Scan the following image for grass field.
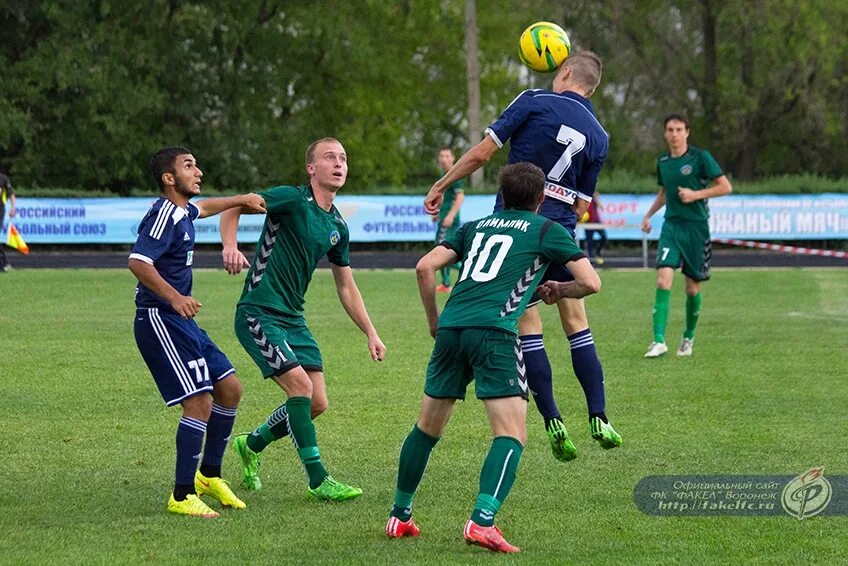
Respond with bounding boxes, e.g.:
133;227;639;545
1;267;846;564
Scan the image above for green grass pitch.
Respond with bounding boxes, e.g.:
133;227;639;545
1;267;846;564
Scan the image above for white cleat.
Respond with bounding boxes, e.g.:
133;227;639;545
644;342;668;358
676;338;694;356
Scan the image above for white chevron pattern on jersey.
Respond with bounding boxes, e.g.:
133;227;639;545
500;257;546;317
247;219;281;292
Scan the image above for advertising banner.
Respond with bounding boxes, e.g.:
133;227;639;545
3;193;847;244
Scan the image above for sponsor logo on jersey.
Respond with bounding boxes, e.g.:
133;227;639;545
680;164;693;175
329;230;340;245
544;182;577;205
186;250;194;266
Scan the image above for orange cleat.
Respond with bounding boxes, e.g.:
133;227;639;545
463;520;519;553
386;516;421;538
435;284;452;293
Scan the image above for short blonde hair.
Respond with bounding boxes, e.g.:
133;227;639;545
305;137;342;166
561;50;603;93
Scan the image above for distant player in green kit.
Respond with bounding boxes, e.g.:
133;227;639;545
386;163;601;553
220;137;386;500
432;146;465;292
642;114;732;357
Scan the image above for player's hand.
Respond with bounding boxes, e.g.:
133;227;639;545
536;281;562;305
430;213;439;222
641;217;652;233
442;215;454;228
171;294;202;319
428;320;438;338
8;206;15;218
678;187;697;204
424;185;444;216
368;334;386;361
222;246;250;275
241;193;267;214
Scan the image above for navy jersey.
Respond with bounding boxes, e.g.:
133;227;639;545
489;89;609;233
130;197;200;312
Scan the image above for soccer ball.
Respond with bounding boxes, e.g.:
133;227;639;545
518;21;571;73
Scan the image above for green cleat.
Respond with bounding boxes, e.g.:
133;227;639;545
308;476;363;502
546;418;577;462
590;417;622;450
232;433;262;491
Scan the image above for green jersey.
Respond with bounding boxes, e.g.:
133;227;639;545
438;179;464;222
439;209;584;334
237;184;350;317
656;146;723;222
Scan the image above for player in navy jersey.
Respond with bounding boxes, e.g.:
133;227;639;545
424;51;621;463
130;146;266;518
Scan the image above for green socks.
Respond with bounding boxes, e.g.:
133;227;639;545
471;436;524;527
440;266;451;287
285;396;327;489
684;292;702;339
653;288;671;343
391;425;440;521
246;403;290;453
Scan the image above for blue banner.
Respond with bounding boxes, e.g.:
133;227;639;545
3;193;847;244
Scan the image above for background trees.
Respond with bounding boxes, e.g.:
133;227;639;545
1;0;846;193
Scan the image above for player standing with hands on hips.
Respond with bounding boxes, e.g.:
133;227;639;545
642;114;732;358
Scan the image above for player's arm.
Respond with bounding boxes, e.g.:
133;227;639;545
7;187;15;218
641;188;667;233
678;175;732;204
219;207;249;275
128;258;201;319
415;245;459;337
196;193;266;219
536;257;601;304
425;137;498;215
330;264;386;361
442;190;464;228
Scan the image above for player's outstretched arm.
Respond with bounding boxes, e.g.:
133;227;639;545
425;137;499;215
537;258;601;303
220;207;250;275
330;264;385;361
129;258;201;319
415;246;459;337
196;193;266;219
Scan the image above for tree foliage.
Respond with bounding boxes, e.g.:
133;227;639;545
0;0;846;193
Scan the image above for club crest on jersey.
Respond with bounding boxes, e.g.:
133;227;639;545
680;164;693;175
329;230;340;245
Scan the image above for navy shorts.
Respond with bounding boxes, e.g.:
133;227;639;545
134;308;235;406
528;222;577;306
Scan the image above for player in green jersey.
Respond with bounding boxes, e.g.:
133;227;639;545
220;137;386;500
432;147;465;292
642;114;732;358
385;163;601;552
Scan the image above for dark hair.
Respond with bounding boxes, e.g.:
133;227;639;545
438;146;454;154
664;113;690;129
499;162;545;210
305;137;341;166
150;146;192;190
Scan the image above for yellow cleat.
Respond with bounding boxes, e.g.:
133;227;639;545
167;493;220;518
195;471;247;509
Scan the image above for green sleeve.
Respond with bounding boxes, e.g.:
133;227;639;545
541;222;585;265
656;160;664;187
454;178;465;193
258;185;301;215
441;220;468;250
700;150;724;180
327;224;350;267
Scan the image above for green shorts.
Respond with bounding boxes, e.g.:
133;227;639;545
424;327;528;401
656;218;712;281
234;305;323;378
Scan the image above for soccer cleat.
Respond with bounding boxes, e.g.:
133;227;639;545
644;341;668;358
386;516;421;538
435;284;452;293
463;520;520;553
676;338;694;357
195;471;246;509
590;417;622;450
308;476;363;501
167;493;219;518
232;433;262;491
546;418;577;462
